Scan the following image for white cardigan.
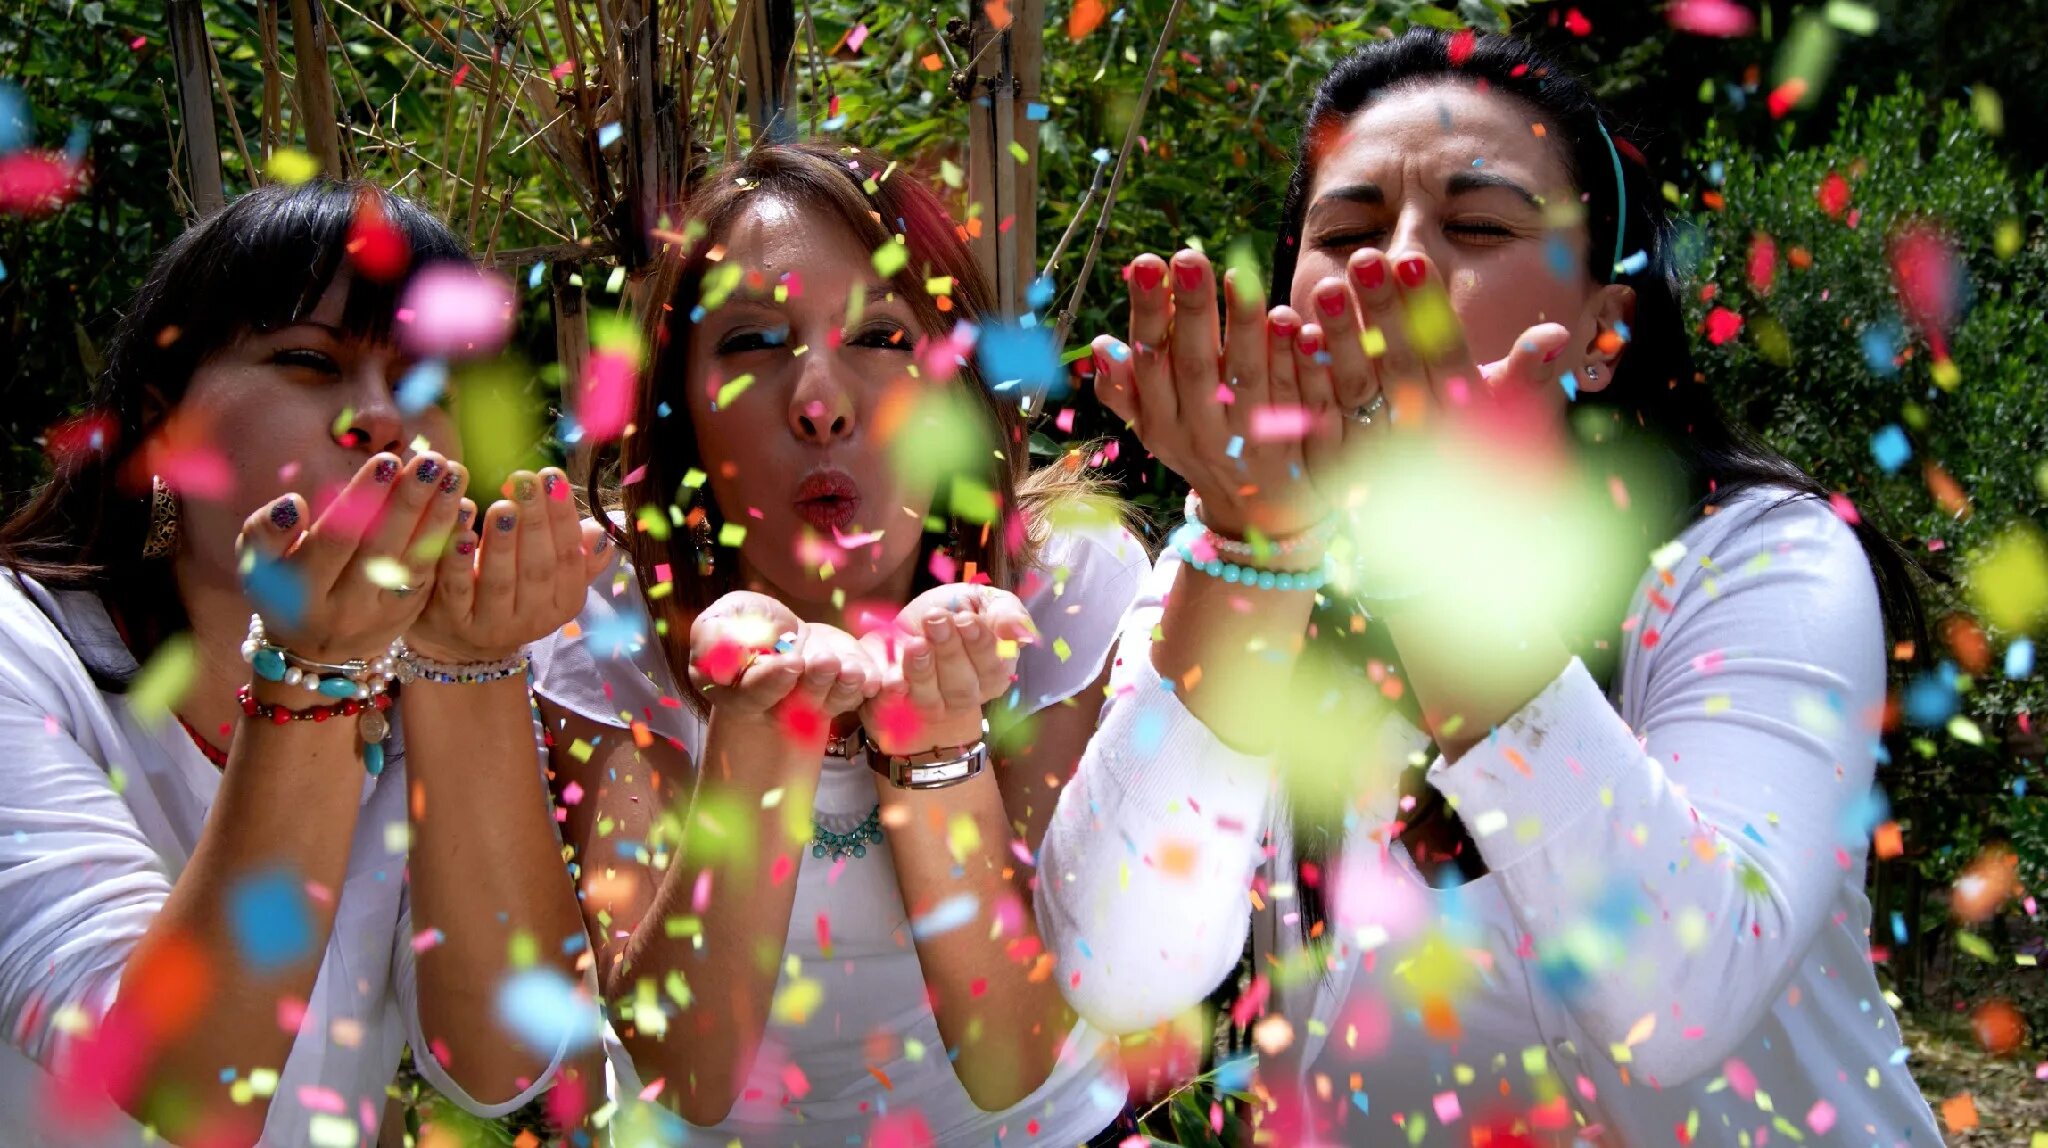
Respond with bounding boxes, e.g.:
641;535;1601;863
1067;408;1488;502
1035;488;1943;1145
0;571;565;1147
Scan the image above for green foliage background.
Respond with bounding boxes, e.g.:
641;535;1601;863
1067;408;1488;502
4;0;2046;1138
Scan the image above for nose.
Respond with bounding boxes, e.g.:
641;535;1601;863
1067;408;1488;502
786;356;858;446
1386;206;1447;270
338;359;405;456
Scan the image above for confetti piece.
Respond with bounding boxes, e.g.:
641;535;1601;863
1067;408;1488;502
1869;424;1910;473
495;967;599;1056
770;976;823;1025
1068;0;1106;40
229;869;314;972
872;239;908;277
978;321;1062;398
1939;1093;1978;1132
1703;306;1743;345
1969;527;2048;633
127;633;196;723
266;148;321;185
910;893;978;939
1669;0;1757;36
398;264;516;358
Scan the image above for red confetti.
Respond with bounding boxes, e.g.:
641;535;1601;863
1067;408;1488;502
1746;232;1777;295
344;193;410;282
1816;171;1851;218
1703;306;1743;345
1447;29;1476;67
1563;8;1592;36
0;151;84;217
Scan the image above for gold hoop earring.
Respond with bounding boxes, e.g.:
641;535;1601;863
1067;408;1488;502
141;474;179;560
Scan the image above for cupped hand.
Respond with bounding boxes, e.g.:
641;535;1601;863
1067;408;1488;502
236;450;466;664
858;584;1035;754
688;592;877;723
406;467;612;664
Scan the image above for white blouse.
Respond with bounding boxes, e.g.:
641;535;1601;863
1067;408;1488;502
0;571;564;1147
529;521;1151;1147
1036;488;1944;1145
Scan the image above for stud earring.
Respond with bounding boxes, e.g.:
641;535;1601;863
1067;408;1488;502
141;475;179;560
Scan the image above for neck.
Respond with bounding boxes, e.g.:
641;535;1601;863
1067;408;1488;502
168;552;257;753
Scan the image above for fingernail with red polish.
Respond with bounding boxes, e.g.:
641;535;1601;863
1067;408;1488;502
373;457;398;484
456;538;477;556
1299;330;1324;356
1172;260;1203;292
1316;287;1346;318
1132;261;1165;292
1271;316;1298;340
1353;259;1386;291
1396;257;1428;288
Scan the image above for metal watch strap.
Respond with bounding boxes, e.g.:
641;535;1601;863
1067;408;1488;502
861;732;989;791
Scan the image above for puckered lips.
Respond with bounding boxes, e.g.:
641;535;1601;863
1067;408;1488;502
793;467;862;532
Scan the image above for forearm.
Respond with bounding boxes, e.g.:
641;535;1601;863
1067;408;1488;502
878;759;1070;1111
1152;564;1319;754
125;683;367;1138
1380;590;1573;762
402;675;586;1106
610;713;815;1127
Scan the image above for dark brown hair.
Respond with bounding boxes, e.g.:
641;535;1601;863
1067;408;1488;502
590;140;1117;715
0;179;469;685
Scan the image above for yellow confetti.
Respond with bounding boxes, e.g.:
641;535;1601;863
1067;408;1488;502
770;975;822;1025
129;633;196;723
714;373;756;408
872;238;908;277
1968;526;2048;632
266;148;321;184
1623;1012;1657;1047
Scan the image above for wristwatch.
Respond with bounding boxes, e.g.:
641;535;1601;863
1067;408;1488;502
859;730;989;790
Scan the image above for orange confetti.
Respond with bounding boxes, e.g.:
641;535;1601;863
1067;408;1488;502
983;0;1013;29
1939;1093;1978;1132
1939;614;1990;674
1923;461;1971;519
1969;1000;2026;1056
125;931;213;1040
1068;0;1106;40
1157;837;1199;878
1419;996;1462;1042
920;53;944;71
1873;821;1904;860
867;1064;895;1090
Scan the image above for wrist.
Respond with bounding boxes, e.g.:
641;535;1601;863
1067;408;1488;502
865;711;984;758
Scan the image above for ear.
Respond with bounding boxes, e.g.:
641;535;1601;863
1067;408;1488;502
1574;283;1635;395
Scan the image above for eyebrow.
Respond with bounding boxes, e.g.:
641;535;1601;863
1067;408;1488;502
1308;171;1542;214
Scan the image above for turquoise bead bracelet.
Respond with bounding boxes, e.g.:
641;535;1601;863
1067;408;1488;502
1169;523;1330;593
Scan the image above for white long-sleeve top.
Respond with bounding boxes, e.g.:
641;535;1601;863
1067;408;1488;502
0;571;567;1147
1035;487;1943;1145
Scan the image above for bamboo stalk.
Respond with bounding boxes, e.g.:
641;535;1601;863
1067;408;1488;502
621;0;664;269
206;20;257;186
258;0;283;161
464;41;506;248
1054;0;1186;349
286;0;343;177
167;0;225;215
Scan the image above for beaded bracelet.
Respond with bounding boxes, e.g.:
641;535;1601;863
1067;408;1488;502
396;648;530;685
234;686;396;776
1183;492;1336;560
242;614;400;701
1170;522;1330;593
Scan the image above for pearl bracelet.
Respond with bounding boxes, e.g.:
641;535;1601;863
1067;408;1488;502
240;614;399;775
1182;492;1335;560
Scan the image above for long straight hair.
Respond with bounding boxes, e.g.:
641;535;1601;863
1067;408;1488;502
590;141;1121;717
1265;29;1927;944
0;180;470;686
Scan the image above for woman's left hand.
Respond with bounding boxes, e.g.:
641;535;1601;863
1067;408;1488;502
407;466;612;664
858;585;1037;754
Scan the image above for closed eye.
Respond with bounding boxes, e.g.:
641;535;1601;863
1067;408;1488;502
848;322;912;351
272;348;340;375
713;327;791;355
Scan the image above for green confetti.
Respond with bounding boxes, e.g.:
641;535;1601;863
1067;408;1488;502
129;633;196;723
1968;526;2048;633
949;476;998;524
453;357;544;499
1956;930;1996;962
715;373;756;409
717;522;748;547
266;149;321;185
508;929;538;969
1823;0;1878;34
872;239;908;278
1007;141;1030;163
1224;237;1264;309
1972;86;2004;136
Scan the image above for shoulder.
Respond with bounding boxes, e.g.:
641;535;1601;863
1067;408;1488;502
1671;485;1877;600
1010;519;1155;715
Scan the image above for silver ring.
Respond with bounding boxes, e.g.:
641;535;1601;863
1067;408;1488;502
390;583;416;598
1347;393;1388;425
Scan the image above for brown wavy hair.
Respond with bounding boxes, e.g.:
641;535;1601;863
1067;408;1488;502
586;141;1126;716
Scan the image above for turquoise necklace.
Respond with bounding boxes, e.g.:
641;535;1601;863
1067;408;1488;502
813;724;881;860
812;804;883;860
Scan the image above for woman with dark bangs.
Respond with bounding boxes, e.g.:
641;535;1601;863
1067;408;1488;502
0;180;602;1145
528;141;1147;1144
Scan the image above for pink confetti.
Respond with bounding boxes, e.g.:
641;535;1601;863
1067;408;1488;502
1807;1100;1836;1134
550;59;576;80
780;1061;810;1100
152;444;234;501
1723;1056;1758;1101
846;23;870;52
1704;306;1743;346
1668;0;1757;37
1827;492;1861;525
295;1085;345;1114
410;928;445;953
1432;1090;1462;1123
691;868;713;913
1250;405;1315;441
577;348;637;441
560;781;584;806
1055;407;1076;433
868;1111;935;1148
398;264;516;358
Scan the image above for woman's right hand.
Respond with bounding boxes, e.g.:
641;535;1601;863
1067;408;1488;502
235;450;467;664
688;591;876;723
1091;250;1343;540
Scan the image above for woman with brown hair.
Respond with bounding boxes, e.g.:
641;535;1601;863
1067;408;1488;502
530;141;1148;1144
0;180;603;1145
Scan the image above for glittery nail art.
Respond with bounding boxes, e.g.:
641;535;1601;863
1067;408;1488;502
373;457;399;483
416;458;442;484
544;472;564;498
513;475;537;501
456;538;477;556
438;466;462;494
269;501;299;529
496;512;517;533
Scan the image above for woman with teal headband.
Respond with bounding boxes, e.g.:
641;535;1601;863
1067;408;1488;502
1037;27;1941;1145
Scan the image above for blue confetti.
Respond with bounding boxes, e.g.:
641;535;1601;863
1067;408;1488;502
528;261;546;289
1091;147;1112;163
597;121;623;148
1861;323;1901;376
582;612;648;658
1224;435;1243;459
1215;1054;1255;1094
64;118;87;162
977;321;1063;399
1026;275;1056;312
1559;370;1578;401
0;82;26;154
1890;910;1907;943
240;552;306;631
496;967;601;1056
910;893;979;940
395;358;449;414
1869;425;1910;474
1132;707;1166;754
2006;638;2035;679
1902;668;1958;727
229;868;314;973
1026;102;1050;121
1614;250;1650;277
1544;233;1576;280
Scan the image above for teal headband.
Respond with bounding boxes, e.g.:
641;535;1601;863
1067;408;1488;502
1596;118;1627;281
